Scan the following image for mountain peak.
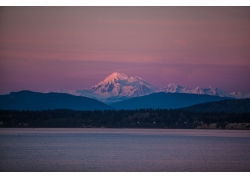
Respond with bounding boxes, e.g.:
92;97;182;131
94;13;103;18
87;72;157;98
57;73;250;102
167;83;179;88
110;72;126;77
104;72;128;82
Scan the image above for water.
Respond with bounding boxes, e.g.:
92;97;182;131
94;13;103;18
0;128;250;172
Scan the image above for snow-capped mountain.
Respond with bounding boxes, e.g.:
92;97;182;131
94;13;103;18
87;72;157;98
56;72;250;103
230;92;250;99
157;83;234;98
156;83;193;94
56;72;158;103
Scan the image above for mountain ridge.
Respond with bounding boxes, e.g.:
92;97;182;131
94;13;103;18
0;90;112;110
110;92;231;110
56;72;250;103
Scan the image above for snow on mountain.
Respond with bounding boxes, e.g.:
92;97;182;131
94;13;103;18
202;87;234;98
156;83;193;93
230;91;249;99
88;72;158;98
157;83;238;98
56;72;249;102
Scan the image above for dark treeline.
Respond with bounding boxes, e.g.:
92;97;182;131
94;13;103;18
1;109;250;129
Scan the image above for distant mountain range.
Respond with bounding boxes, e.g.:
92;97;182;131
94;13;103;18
1;90;249;112
0;91;112;111
57;72;250;104
1;72;249;111
110;92;231;110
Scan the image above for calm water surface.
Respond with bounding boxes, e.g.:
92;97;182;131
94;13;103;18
0;128;250;172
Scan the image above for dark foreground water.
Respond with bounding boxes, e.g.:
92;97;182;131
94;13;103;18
0;128;250;172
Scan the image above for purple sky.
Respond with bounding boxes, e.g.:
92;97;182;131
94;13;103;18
0;7;250;94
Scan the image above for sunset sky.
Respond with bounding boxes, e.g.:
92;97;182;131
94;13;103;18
1;6;250;94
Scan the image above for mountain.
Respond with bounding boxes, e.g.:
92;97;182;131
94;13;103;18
183;98;250;113
56;72;250;103
229;92;250;99
58;72;158;103
0;90;112;110
156;83;235;98
88;72;157;97
110;92;231;110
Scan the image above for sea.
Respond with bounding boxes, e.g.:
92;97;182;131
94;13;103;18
0;128;250;172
